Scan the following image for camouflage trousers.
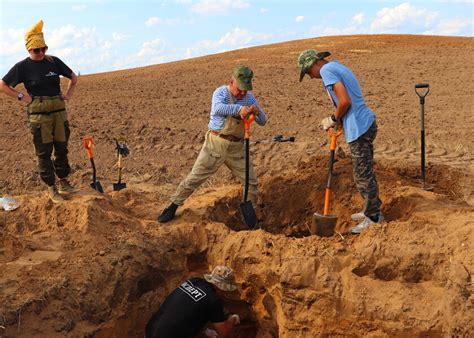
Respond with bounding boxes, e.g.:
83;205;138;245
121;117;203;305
348;122;382;219
170;131;258;206
27;96;71;186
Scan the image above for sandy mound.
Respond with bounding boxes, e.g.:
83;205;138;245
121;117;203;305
1;34;473;337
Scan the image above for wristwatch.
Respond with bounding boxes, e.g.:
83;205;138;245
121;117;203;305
17;92;24;101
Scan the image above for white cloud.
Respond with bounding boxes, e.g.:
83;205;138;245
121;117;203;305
218;27;272;47
137;38;163;57
0;28;26;58
191;0;250;14
352;13;365;25
423;17;473;35
72;5;86;11
183;27;273;59
112;32;129;42
260;8;268;13
370;2;439;32
145;17;178;27
113;38;166;70
295;16;304;23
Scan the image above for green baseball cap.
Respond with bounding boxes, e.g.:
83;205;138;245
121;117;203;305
297;49;331;82
233;65;253;91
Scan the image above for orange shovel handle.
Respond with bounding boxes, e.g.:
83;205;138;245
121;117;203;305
323;188;331;216
83;137;94;159
244;113;255;139
327;126;343;151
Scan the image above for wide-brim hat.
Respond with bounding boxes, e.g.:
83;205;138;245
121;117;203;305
298;49;331;82
204;266;237;292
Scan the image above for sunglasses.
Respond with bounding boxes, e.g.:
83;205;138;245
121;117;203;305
32;47;48;54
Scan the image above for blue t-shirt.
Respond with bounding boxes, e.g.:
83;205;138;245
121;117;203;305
320;60;375;143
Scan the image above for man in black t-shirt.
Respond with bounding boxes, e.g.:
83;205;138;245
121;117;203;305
145;266;241;338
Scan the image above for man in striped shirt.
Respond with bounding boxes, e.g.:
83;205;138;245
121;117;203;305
158;65;268;223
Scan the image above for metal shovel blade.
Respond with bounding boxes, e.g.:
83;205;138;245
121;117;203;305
311;213;338;237
240;200;258;229
113;182;126;191
90;181;104;193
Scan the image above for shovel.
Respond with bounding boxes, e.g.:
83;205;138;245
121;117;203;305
312;126;343;237
239;113;258;229
83;136;104;193
415;83;433;191
113;139;129;191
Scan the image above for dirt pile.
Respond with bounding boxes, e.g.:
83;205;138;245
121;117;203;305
1;34;473;337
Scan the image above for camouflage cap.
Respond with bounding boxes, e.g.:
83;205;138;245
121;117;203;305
297;49;331;82
233;65;253;91
204;266;237;292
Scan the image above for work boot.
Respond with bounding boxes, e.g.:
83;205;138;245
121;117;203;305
48;185;64;204
57;178;75;193
158;203;178;223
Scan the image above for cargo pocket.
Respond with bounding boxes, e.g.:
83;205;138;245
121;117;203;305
29;122;43;146
64;120;71;142
197;148;222;171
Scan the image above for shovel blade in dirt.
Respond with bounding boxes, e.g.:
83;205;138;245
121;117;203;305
90;181;104;193
312;213;337;237
240;200;258;229
113;182;126;191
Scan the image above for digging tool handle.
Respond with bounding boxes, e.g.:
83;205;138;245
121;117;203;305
83;137;94;159
323;127;343;216
83;136;103;192
243;114;255;201
323;148;336;216
117;153;123;183
83;137;97;182
415;83;430;189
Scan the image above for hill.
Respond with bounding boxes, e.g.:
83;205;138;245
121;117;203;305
0;34;473;337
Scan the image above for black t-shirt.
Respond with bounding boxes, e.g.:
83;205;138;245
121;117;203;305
146;277;227;338
2;56;73;96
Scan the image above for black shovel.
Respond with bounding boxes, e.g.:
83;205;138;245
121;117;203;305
83;136;104;193
239;114;258;229
415;83;433;191
113;139;129;191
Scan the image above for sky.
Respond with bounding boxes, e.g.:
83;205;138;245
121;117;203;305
0;0;472;75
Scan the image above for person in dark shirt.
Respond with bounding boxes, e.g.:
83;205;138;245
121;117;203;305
145;266;241;338
0;19;78;203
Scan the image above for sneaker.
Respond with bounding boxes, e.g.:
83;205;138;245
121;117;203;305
57;179;75;193
48;185;64;204
351;211;365;221
158;203;178;223
350;217;377;234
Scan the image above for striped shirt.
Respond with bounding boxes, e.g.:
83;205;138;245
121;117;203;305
208;85;267;131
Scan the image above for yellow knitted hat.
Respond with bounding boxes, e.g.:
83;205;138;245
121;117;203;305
25;20;47;50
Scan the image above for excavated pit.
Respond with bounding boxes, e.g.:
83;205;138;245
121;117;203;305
1;159;472;337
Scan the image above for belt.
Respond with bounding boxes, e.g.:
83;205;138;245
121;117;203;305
31;95;62;100
209;130;243;142
29;108;66;115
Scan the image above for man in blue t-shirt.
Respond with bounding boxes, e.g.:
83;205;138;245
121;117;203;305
297;49;382;234
145;266;241;338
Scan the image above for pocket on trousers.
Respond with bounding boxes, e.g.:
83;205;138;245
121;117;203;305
64;120;71;142
201;149;222;169
29;122;43;144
